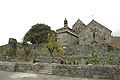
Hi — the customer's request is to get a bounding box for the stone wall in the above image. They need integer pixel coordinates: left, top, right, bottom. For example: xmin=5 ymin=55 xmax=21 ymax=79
xmin=0 ymin=61 xmax=15 ymax=72
xmin=0 ymin=39 xmax=120 ymax=64
xmin=79 ymin=20 xmax=112 ymax=45
xmin=0 ymin=41 xmax=51 ymax=62
xmin=0 ymin=44 xmax=11 ymax=54
xmin=52 ymin=64 xmax=120 ymax=79
xmin=0 ymin=61 xmax=52 ymax=74
xmin=1 ymin=41 xmax=120 ymax=64
xmin=66 ymin=44 xmax=120 ymax=54
xmin=57 ymin=32 xmax=78 ymax=46
xmin=16 ymin=43 xmax=50 ymax=57
xmin=0 ymin=61 xmax=119 ymax=79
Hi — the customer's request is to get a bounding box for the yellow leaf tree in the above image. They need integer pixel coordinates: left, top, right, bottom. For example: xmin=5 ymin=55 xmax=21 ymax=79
xmin=47 ymin=33 xmax=64 ymax=57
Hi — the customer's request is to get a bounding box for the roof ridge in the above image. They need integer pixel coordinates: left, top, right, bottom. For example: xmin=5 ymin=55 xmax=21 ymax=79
xmin=87 ymin=20 xmax=112 ymax=32
xmin=72 ymin=19 xmax=85 ymax=27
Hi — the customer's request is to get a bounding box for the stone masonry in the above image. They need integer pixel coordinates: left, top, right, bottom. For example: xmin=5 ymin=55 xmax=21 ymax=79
xmin=0 ymin=61 xmax=119 ymax=79
xmin=56 ymin=18 xmax=120 ymax=53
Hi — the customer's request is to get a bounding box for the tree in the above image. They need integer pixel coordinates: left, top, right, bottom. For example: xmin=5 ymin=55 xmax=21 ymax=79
xmin=47 ymin=33 xmax=64 ymax=57
xmin=23 ymin=23 xmax=55 ymax=44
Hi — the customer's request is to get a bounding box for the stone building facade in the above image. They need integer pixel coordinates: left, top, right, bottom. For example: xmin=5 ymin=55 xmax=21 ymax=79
xmin=79 ymin=20 xmax=112 ymax=45
xmin=56 ymin=18 xmax=79 ymax=46
xmin=56 ymin=18 xmax=118 ymax=48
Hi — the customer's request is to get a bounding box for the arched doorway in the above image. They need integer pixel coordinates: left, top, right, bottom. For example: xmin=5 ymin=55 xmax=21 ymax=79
xmin=91 ymin=41 xmax=98 ymax=46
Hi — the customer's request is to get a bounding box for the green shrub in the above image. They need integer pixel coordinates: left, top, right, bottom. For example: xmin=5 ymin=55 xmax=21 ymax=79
xmin=87 ymin=53 xmax=120 ymax=65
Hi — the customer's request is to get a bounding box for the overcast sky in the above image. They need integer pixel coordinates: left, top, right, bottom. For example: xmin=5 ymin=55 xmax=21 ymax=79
xmin=0 ymin=0 xmax=120 ymax=46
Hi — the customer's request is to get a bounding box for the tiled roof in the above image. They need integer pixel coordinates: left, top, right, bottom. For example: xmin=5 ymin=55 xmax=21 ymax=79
xmin=56 ymin=26 xmax=78 ymax=37
xmin=57 ymin=19 xmax=112 ymax=38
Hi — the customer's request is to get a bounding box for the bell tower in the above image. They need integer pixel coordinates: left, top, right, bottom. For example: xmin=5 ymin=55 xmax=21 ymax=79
xmin=64 ymin=18 xmax=68 ymax=27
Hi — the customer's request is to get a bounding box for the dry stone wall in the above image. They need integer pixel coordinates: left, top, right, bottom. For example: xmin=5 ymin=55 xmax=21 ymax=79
xmin=0 ymin=42 xmax=120 ymax=64
xmin=0 ymin=44 xmax=11 ymax=54
xmin=0 ymin=42 xmax=51 ymax=62
xmin=0 ymin=61 xmax=119 ymax=79
xmin=52 ymin=64 xmax=120 ymax=79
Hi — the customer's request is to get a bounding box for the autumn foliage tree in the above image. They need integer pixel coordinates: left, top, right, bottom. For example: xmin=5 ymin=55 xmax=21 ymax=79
xmin=47 ymin=33 xmax=64 ymax=57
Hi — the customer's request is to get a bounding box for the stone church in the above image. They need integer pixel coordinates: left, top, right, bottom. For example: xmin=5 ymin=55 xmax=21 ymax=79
xmin=56 ymin=18 xmax=120 ymax=48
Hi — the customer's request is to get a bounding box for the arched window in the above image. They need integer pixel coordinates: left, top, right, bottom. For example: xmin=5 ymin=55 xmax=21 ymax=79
xmin=93 ymin=32 xmax=95 ymax=38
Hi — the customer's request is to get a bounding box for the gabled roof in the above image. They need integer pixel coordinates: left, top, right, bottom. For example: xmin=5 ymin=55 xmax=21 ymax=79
xmin=72 ymin=19 xmax=86 ymax=28
xmin=72 ymin=19 xmax=86 ymax=34
xmin=56 ymin=26 xmax=78 ymax=37
xmin=87 ymin=20 xmax=112 ymax=32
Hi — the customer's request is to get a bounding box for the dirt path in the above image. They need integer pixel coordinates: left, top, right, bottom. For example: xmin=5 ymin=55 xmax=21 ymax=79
xmin=0 ymin=71 xmax=111 ymax=80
